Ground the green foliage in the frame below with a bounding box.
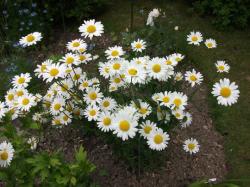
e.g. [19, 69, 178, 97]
[190, 0, 250, 29]
[0, 117, 95, 187]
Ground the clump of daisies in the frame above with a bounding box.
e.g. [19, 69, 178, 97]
[0, 18, 241, 169]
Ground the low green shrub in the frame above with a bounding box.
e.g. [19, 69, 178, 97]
[190, 0, 250, 29]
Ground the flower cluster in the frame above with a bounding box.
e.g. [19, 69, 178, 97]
[0, 16, 240, 167]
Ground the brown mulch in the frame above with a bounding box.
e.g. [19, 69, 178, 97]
[36, 32, 227, 187]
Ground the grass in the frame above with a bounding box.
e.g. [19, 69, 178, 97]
[101, 0, 250, 185]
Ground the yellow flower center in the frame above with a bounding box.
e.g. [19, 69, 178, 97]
[119, 120, 130, 132]
[26, 34, 35, 42]
[176, 57, 182, 62]
[7, 94, 14, 101]
[162, 96, 170, 103]
[16, 90, 24, 97]
[190, 75, 197, 81]
[152, 64, 161, 73]
[89, 92, 97, 100]
[103, 117, 111, 126]
[66, 57, 74, 64]
[89, 109, 96, 116]
[114, 77, 121, 84]
[188, 143, 195, 150]
[218, 66, 225, 70]
[136, 60, 142, 64]
[165, 60, 172, 65]
[128, 68, 138, 76]
[72, 42, 80, 47]
[54, 103, 61, 111]
[111, 50, 119, 57]
[135, 43, 142, 49]
[207, 43, 213, 48]
[73, 74, 80, 80]
[191, 36, 198, 42]
[173, 98, 182, 107]
[220, 87, 231, 98]
[87, 25, 96, 33]
[49, 68, 59, 77]
[103, 100, 110, 108]
[0, 151, 8, 160]
[154, 134, 163, 144]
[18, 77, 25, 84]
[113, 63, 121, 70]
[175, 112, 181, 118]
[22, 98, 30, 105]
[139, 108, 148, 114]
[82, 81, 89, 87]
[41, 64, 47, 72]
[54, 119, 61, 125]
[79, 48, 86, 53]
[63, 115, 69, 121]
[104, 67, 110, 73]
[143, 126, 152, 134]
[79, 55, 86, 61]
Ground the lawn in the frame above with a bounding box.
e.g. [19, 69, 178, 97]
[100, 0, 250, 184]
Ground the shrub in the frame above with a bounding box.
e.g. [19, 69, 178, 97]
[191, 0, 250, 29]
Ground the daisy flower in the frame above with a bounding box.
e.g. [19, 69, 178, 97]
[109, 59, 126, 76]
[215, 60, 230, 73]
[158, 91, 173, 107]
[124, 61, 146, 84]
[131, 39, 146, 52]
[147, 57, 168, 81]
[34, 59, 53, 78]
[139, 120, 157, 139]
[105, 46, 124, 60]
[19, 32, 42, 47]
[12, 73, 31, 88]
[5, 89, 16, 106]
[0, 102, 7, 120]
[79, 19, 104, 39]
[164, 56, 178, 66]
[0, 141, 14, 168]
[100, 97, 117, 111]
[79, 78, 93, 91]
[60, 53, 80, 66]
[59, 111, 72, 125]
[50, 97, 65, 115]
[185, 69, 203, 87]
[52, 116, 63, 127]
[172, 109, 184, 120]
[181, 112, 192, 128]
[98, 62, 111, 79]
[171, 92, 188, 110]
[205, 39, 217, 48]
[43, 63, 66, 82]
[174, 72, 183, 81]
[147, 128, 170, 151]
[27, 137, 38, 150]
[84, 105, 100, 121]
[84, 87, 103, 105]
[78, 53, 92, 64]
[170, 53, 185, 63]
[17, 94, 36, 111]
[113, 108, 138, 141]
[183, 138, 200, 154]
[212, 78, 240, 106]
[187, 31, 203, 45]
[97, 112, 114, 132]
[136, 101, 152, 119]
[66, 39, 87, 52]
